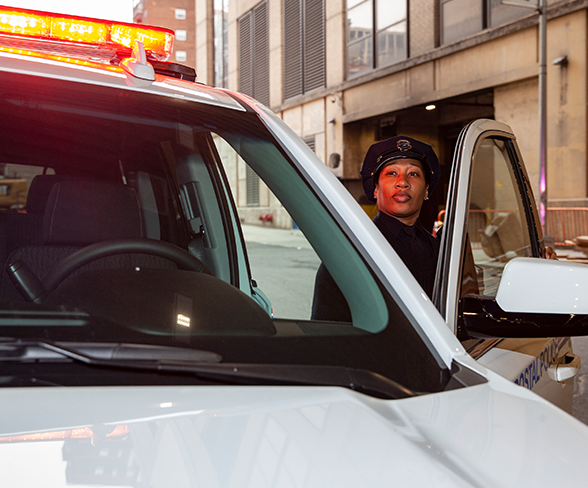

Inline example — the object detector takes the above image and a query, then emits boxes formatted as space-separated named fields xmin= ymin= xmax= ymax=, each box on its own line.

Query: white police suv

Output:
xmin=0 ymin=6 xmax=587 ymax=487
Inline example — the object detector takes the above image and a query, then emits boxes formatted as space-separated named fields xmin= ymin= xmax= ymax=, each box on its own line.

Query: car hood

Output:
xmin=1 ymin=371 xmax=587 ymax=488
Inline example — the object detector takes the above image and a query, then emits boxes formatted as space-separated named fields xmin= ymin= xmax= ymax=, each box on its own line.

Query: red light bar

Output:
xmin=0 ymin=6 xmax=174 ymax=61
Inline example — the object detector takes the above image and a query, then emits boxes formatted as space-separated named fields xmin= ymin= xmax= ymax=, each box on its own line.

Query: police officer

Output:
xmin=311 ymin=135 xmax=441 ymax=321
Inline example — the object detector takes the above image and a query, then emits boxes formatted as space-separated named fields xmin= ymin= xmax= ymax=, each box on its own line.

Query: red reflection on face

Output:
xmin=374 ymin=158 xmax=429 ymax=226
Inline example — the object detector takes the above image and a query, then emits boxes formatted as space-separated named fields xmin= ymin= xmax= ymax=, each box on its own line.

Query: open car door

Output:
xmin=433 ymin=119 xmax=582 ymax=412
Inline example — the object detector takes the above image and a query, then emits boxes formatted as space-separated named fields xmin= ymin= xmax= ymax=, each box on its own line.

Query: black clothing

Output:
xmin=372 ymin=212 xmax=439 ymax=296
xmin=311 ymin=212 xmax=440 ymax=321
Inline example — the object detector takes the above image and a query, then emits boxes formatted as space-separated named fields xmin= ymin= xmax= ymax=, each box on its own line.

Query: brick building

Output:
xmin=133 ymin=0 xmax=197 ymax=68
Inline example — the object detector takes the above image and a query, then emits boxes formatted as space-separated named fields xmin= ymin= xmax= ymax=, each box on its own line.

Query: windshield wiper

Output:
xmin=172 ymin=363 xmax=418 ymax=399
xmin=0 ymin=340 xmax=417 ymax=399
xmin=0 ymin=340 xmax=222 ymax=363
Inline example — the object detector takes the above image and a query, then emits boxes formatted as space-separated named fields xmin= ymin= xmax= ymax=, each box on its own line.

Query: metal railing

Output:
xmin=545 ymin=207 xmax=588 ymax=245
xmin=436 ymin=207 xmax=588 ymax=247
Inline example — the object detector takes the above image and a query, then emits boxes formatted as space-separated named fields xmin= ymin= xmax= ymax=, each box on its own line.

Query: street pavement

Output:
xmin=242 ymin=224 xmax=320 ymax=320
xmin=242 ymin=224 xmax=588 ymax=424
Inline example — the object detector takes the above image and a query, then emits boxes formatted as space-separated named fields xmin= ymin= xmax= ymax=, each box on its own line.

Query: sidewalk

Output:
xmin=241 ymin=224 xmax=314 ymax=250
xmin=554 ymin=245 xmax=588 ymax=262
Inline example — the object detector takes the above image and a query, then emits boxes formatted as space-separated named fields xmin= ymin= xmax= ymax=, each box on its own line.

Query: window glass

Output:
xmin=376 ymin=0 xmax=406 ymax=30
xmin=207 ymin=131 xmax=385 ymax=329
xmin=346 ymin=0 xmax=407 ymax=79
xmin=441 ymin=0 xmax=529 ymax=44
xmin=0 ymin=164 xmax=54 ymax=211
xmin=441 ymin=0 xmax=483 ymax=45
xmin=346 ymin=0 xmax=364 ymax=8
xmin=212 ymin=137 xmax=321 ymax=319
xmin=176 ymin=29 xmax=187 ymax=41
xmin=346 ymin=1 xmax=373 ymax=43
xmin=465 ymin=138 xmax=533 ymax=297
xmin=489 ymin=0 xmax=530 ymax=27
xmin=377 ymin=21 xmax=406 ymax=68
xmin=347 ymin=38 xmax=373 ymax=78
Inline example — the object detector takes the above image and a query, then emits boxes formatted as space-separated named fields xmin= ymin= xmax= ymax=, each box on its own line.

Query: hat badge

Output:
xmin=396 ymin=139 xmax=412 ymax=152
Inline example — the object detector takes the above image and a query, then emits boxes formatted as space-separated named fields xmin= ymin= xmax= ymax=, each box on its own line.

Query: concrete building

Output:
xmin=140 ymin=0 xmax=588 ymax=234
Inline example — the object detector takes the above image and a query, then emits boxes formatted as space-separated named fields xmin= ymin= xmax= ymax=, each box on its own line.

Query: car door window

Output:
xmin=435 ymin=120 xmax=541 ymax=332
xmin=212 ymin=135 xmax=321 ymax=319
xmin=464 ymin=138 xmax=534 ymax=297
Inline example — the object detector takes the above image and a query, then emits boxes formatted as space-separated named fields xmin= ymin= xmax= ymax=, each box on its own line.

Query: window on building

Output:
xmin=176 ymin=29 xmax=187 ymax=41
xmin=283 ymin=0 xmax=326 ymax=100
xmin=245 ymin=166 xmax=260 ymax=206
xmin=303 ymin=136 xmax=316 ymax=153
xmin=238 ymin=1 xmax=269 ymax=202
xmin=346 ymin=0 xmax=407 ymax=80
xmin=175 ymin=51 xmax=187 ymax=62
xmin=175 ymin=8 xmax=186 ymax=20
xmin=214 ymin=0 xmax=229 ymax=88
xmin=441 ymin=0 xmax=532 ymax=45
xmin=238 ymin=1 xmax=269 ymax=106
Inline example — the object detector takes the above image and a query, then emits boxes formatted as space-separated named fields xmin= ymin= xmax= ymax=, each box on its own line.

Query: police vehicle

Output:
xmin=0 ymin=6 xmax=587 ymax=487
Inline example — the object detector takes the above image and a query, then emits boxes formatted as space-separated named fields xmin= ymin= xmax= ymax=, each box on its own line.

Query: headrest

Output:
xmin=26 ymin=175 xmax=70 ymax=214
xmin=43 ymin=180 xmax=144 ymax=246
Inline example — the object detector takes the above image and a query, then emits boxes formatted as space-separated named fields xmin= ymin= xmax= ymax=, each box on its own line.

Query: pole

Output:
xmin=501 ymin=0 xmax=547 ymax=230
xmin=538 ymin=0 xmax=547 ymax=230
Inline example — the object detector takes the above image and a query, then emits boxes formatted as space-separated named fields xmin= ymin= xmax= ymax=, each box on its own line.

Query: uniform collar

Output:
xmin=374 ymin=211 xmax=426 ymax=238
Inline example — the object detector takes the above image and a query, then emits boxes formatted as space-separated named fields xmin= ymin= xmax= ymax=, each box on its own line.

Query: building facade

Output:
xmin=133 ymin=0 xmax=197 ymax=67
xmin=142 ymin=0 xmax=588 ymax=234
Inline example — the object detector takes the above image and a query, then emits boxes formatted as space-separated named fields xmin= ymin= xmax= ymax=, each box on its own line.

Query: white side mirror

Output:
xmin=496 ymin=258 xmax=588 ymax=314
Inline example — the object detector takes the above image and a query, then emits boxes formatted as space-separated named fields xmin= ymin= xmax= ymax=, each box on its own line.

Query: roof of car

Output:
xmin=0 ymin=48 xmax=246 ymax=112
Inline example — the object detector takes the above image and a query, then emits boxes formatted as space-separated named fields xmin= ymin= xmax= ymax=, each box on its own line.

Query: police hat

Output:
xmin=360 ymin=135 xmax=441 ymax=203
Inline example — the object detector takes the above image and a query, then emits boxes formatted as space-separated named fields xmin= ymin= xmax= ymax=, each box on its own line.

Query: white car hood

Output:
xmin=1 ymin=374 xmax=587 ymax=487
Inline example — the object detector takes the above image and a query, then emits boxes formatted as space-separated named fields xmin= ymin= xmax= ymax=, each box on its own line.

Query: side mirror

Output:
xmin=496 ymin=258 xmax=588 ymax=314
xmin=460 ymin=258 xmax=588 ymax=339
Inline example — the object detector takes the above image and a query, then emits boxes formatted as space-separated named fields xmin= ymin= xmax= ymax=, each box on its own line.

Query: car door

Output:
xmin=434 ymin=119 xmax=579 ymax=412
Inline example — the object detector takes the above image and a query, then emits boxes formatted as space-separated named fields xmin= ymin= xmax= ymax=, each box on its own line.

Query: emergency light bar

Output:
xmin=0 ymin=6 xmax=174 ymax=61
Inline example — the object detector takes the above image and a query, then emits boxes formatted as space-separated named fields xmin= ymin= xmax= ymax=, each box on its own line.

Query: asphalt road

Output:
xmin=243 ymin=225 xmax=320 ymax=320
xmin=246 ymin=240 xmax=320 ymax=319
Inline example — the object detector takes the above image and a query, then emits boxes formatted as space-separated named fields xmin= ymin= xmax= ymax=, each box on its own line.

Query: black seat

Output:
xmin=3 ymin=175 xmax=70 ymax=264
xmin=1 ymin=179 xmax=175 ymax=301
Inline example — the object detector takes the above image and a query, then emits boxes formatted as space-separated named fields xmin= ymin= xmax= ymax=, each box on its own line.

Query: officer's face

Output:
xmin=374 ymin=158 xmax=429 ymax=226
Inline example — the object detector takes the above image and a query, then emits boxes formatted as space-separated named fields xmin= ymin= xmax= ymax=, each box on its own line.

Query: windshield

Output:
xmin=0 ymin=71 xmax=447 ymax=393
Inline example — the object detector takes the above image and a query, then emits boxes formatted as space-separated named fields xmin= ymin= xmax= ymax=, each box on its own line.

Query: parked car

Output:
xmin=0 ymin=6 xmax=587 ymax=487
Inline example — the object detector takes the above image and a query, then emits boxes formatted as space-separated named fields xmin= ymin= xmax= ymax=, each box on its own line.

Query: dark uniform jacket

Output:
xmin=311 ymin=212 xmax=440 ymax=322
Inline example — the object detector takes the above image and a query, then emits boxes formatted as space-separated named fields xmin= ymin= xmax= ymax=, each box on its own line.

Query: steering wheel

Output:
xmin=42 ymin=238 xmax=211 ymax=295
